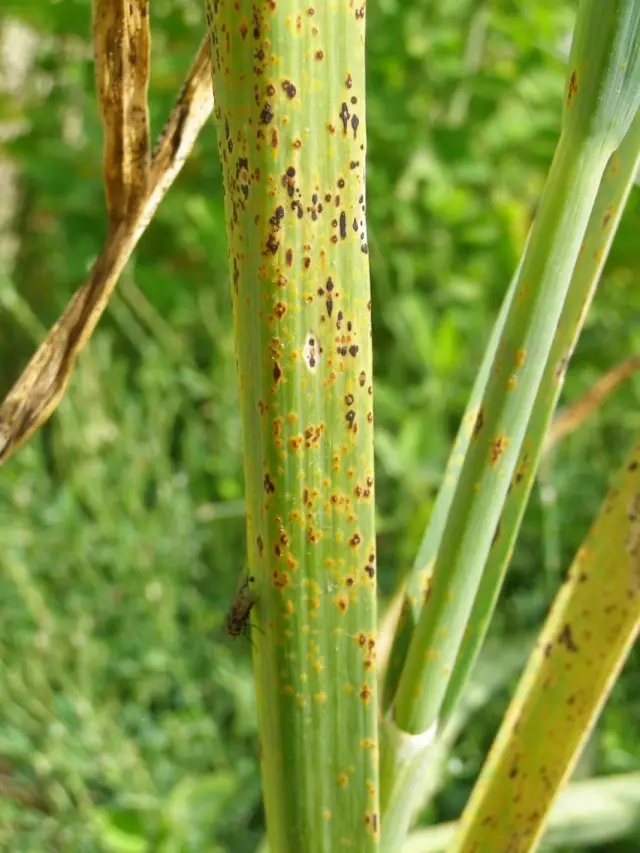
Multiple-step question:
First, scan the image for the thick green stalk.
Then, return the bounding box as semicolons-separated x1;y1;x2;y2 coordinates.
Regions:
390;0;640;738
450;438;640;852
205;4;378;852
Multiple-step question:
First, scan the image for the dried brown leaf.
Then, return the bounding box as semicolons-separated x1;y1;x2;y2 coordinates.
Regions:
0;38;213;466
93;0;151;223
544;355;640;453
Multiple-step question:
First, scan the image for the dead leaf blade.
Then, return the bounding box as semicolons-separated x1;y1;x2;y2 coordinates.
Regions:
0;39;213;466
93;0;152;223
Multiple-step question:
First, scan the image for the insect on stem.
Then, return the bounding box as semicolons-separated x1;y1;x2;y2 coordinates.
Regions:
226;574;259;640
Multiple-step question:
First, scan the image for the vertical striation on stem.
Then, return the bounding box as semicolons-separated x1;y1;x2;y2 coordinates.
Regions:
205;3;378;851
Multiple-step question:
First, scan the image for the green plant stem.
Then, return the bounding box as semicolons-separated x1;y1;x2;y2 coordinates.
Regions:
205;3;378;851
389;0;640;739
392;133;610;737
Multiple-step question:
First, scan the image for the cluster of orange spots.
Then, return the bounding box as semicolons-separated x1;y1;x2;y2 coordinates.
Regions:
303;422;324;448
353;475;374;502
273;300;287;318
322;370;338;389
289;434;303;452
354;632;376;671
271;569;291;590
306;525;324;544
302;485;321;510
489;434;509;467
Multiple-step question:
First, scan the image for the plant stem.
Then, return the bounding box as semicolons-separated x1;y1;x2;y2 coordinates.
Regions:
205;3;378;851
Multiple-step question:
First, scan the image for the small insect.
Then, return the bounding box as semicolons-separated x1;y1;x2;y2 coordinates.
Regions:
226;575;258;639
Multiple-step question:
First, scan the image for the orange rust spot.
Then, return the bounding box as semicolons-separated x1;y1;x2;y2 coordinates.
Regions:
338;773;349;789
307;526;323;544
515;348;526;368
490;435;509;467
507;375;517;391
272;570;291;590
359;684;372;705
335;594;349;614
289;435;303;452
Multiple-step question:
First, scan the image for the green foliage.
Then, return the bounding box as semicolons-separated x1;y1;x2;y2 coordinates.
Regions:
0;0;639;850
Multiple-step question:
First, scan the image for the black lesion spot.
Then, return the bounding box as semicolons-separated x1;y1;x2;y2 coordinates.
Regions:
260;102;274;124
282;79;296;98
558;623;579;653
264;234;279;255
339;102;350;134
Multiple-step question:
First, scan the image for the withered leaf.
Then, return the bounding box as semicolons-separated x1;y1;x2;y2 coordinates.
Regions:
0;39;213;466
93;0;151;224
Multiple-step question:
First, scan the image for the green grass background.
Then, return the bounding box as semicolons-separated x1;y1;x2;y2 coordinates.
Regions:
0;1;639;850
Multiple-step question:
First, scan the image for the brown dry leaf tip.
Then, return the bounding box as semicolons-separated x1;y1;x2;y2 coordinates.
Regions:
0;39;213;467
544;355;640;454
93;0;151;225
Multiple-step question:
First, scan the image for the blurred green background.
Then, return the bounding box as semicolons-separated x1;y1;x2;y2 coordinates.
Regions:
0;1;639;851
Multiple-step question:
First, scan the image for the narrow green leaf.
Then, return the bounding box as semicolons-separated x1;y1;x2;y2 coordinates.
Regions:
401;773;640;852
450;437;640;851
